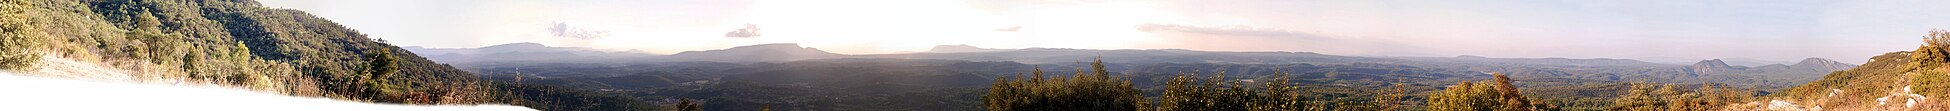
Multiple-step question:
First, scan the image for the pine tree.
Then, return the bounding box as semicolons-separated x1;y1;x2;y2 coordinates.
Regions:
360;48;403;101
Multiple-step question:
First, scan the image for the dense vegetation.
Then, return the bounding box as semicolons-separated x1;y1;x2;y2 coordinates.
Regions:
466;56;1805;110
1606;83;1752;110
980;59;1392;111
983;60;1145;111
1425;73;1549;111
1;0;38;69
0;0;661;110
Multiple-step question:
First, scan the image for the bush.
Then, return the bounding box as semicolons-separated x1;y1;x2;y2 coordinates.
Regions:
1426;73;1541;111
0;0;40;70
1915;69;1950;97
983;59;1145;111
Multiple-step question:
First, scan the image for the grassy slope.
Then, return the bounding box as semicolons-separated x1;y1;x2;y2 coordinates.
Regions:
1761;31;1950;110
1;0;656;110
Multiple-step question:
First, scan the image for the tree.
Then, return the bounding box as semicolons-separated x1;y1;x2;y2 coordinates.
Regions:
1156;71;1254;111
1254;71;1304;111
1610;83;1663;111
670;99;703;111
1491;73;1533;111
982;59;1144;111
1911;29;1950;69
1427;73;1538;111
0;0;39;70
1375;77;1409;111
1650;84;1684;110
361;48;403;101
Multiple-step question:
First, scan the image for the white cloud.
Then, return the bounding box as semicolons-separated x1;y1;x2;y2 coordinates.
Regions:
724;23;760;38
549;22;610;39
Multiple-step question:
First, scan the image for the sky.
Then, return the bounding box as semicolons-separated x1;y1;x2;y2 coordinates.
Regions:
255;0;1950;63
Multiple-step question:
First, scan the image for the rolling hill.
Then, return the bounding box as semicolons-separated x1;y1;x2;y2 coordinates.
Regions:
422;43;1858;110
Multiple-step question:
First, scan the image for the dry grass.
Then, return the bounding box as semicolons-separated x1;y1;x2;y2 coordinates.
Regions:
8;53;302;94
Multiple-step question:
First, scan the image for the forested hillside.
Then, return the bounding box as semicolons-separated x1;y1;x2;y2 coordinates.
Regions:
0;0;658;110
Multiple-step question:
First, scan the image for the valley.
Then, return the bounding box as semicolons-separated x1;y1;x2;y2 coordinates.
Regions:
419;43;1856;110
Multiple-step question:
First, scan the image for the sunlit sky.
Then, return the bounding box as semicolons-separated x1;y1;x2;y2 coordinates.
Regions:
258;0;1950;63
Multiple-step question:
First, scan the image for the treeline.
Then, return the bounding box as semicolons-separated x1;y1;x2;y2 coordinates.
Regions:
1424;73;1552;111
982;59;1760;111
983;59;1402;111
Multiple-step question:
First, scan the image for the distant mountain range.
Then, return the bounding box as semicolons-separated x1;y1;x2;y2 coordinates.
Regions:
410;43;1855;68
423;42;1864;110
1683;58;1858;76
1639;57;1803;66
403;43;658;63
665;43;844;62
409;43;1855;84
924;45;1007;53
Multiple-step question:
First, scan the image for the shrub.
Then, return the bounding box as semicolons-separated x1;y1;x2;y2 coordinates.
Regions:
983;59;1145;111
0;0;40;70
1914;69;1950;97
1426;73;1540;111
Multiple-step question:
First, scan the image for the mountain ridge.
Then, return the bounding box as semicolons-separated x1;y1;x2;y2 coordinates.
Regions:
666;43;844;62
926;44;1007;53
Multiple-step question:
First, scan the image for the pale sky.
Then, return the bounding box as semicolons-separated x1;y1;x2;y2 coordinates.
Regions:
256;0;1950;63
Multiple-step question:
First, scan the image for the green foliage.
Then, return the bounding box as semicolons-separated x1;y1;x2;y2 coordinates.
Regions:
983;59;1382;111
1428;81;1493;111
983;59;1145;111
1153;70;1352;111
491;82;662;111
1913;29;1950;69
359;48;405;102
1916;69;1950;97
1156;71;1254;111
1609;83;1662;111
0;0;38;70
1426;73;1539;111
1915;30;1950;98
1610;83;1749;111
4;0;529;106
1374;78;1409;111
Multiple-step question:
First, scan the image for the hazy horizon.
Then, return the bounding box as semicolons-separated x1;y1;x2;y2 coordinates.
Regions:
257;0;1950;63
